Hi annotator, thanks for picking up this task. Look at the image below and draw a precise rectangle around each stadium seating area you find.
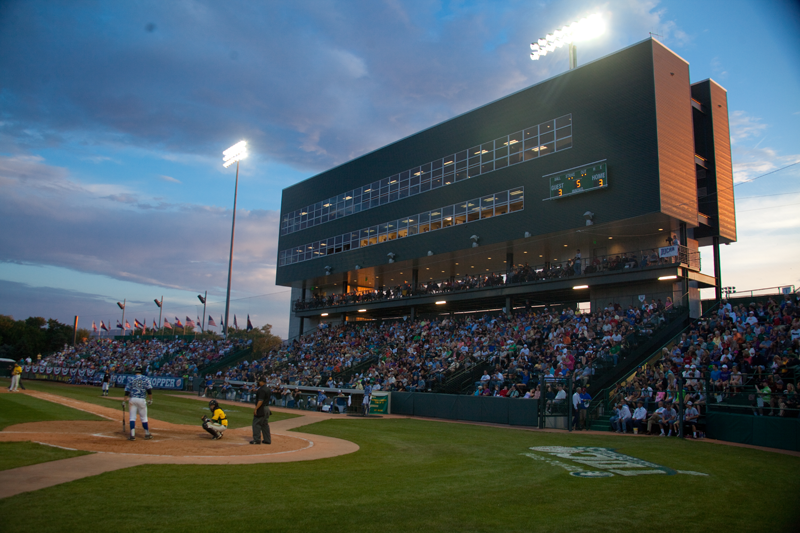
[600,296,800,435]
[211,299,674,401]
[34,337,249,379]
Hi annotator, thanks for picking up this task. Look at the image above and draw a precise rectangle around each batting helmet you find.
[208,400,219,410]
[134,366,143,374]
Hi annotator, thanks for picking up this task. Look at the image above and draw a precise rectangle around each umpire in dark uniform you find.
[251,375,271,444]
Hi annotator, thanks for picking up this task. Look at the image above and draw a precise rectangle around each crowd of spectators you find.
[604,295,800,436]
[294,249,682,311]
[32,337,248,379]
[208,299,673,405]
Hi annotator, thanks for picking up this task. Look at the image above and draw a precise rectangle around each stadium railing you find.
[293,245,701,311]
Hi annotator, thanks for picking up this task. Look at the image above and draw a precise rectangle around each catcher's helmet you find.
[134,366,143,374]
[208,400,219,410]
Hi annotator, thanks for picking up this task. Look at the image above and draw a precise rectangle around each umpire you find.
[251,375,271,445]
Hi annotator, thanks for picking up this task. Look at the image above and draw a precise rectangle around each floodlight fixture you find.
[530,13,605,69]
[223,140,248,168]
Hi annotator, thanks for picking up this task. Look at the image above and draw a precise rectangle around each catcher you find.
[201,400,228,440]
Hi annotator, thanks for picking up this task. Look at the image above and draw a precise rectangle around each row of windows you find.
[280,114,571,236]
[279,187,524,267]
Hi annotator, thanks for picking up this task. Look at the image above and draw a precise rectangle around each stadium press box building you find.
[277,38,736,337]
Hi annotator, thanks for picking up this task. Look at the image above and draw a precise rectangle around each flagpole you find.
[157,296,163,337]
[121,299,126,338]
[201,291,207,334]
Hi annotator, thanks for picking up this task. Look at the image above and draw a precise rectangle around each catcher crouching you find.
[202,400,228,440]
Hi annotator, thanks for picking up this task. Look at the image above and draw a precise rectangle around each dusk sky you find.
[1,0,798,338]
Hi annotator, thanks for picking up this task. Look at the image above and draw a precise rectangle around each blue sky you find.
[1,0,798,338]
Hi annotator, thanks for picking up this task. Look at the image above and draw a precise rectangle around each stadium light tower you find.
[222,140,248,339]
[530,13,605,70]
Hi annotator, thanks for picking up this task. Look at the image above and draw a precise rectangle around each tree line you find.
[0,315,91,362]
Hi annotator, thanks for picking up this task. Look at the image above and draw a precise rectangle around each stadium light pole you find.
[530,13,605,70]
[222,140,248,340]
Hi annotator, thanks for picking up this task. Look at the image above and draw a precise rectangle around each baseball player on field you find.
[124,366,153,441]
[201,400,228,440]
[101,369,111,396]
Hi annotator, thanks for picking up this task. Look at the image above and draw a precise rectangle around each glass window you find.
[399,189,409,199]
[420,181,431,192]
[456,169,468,181]
[494,136,508,150]
[397,228,408,238]
[495,203,509,216]
[496,191,509,205]
[399,170,409,181]
[481,162,493,174]
[430,219,442,231]
[540,131,555,144]
[523,144,539,161]
[420,162,431,173]
[378,223,388,234]
[508,152,523,165]
[556,137,573,151]
[431,159,442,170]
[418,212,429,223]
[410,175,420,186]
[410,185,420,195]
[539,120,554,134]
[378,234,388,243]
[456,150,468,162]
[456,160,467,170]
[407,224,418,236]
[556,125,571,140]
[539,142,554,156]
[469,155,480,167]
[431,168,442,178]
[431,176,443,189]
[495,157,508,169]
[443,155,455,167]
[556,114,572,129]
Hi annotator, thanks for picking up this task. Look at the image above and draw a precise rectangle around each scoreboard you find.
[545,160,608,200]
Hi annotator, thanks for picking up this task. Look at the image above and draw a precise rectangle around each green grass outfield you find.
[0,441,91,472]
[1,379,799,532]
[0,379,299,428]
[0,390,103,430]
[0,415,799,531]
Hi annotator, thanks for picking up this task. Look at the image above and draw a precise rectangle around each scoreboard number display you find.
[544,160,608,200]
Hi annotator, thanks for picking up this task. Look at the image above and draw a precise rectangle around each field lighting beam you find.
[222,140,248,339]
[530,13,605,69]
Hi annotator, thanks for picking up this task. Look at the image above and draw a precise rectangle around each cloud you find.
[0,155,284,313]
[159,174,181,184]
[729,111,767,144]
[0,0,690,174]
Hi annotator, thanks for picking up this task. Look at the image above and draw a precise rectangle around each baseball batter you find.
[201,400,228,439]
[124,366,153,441]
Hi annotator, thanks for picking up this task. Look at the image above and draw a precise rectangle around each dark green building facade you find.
[277,38,735,336]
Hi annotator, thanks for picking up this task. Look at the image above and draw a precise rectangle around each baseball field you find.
[1,379,798,533]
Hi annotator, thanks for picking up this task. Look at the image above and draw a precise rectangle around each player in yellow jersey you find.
[201,399,228,440]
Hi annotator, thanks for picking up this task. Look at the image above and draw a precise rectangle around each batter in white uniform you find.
[124,366,153,441]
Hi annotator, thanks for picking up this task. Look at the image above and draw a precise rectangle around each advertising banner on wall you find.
[369,391,390,414]
[112,374,185,390]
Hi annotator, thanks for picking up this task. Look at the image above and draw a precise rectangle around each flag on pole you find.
[186,317,196,329]
[152,319,158,330]
[234,315,239,330]
[247,315,253,332]
[207,316,217,327]
[220,315,224,329]
[92,321,98,332]
[197,316,202,328]
[174,317,183,328]
[100,321,109,332]
[125,321,132,330]
[134,319,144,330]
[116,321,123,330]
[163,319,173,330]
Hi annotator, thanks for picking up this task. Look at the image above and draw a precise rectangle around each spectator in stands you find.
[660,402,677,436]
[614,401,632,433]
[647,400,665,435]
[632,400,647,434]
[684,401,700,438]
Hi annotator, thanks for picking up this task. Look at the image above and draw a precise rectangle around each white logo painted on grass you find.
[521,446,708,478]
